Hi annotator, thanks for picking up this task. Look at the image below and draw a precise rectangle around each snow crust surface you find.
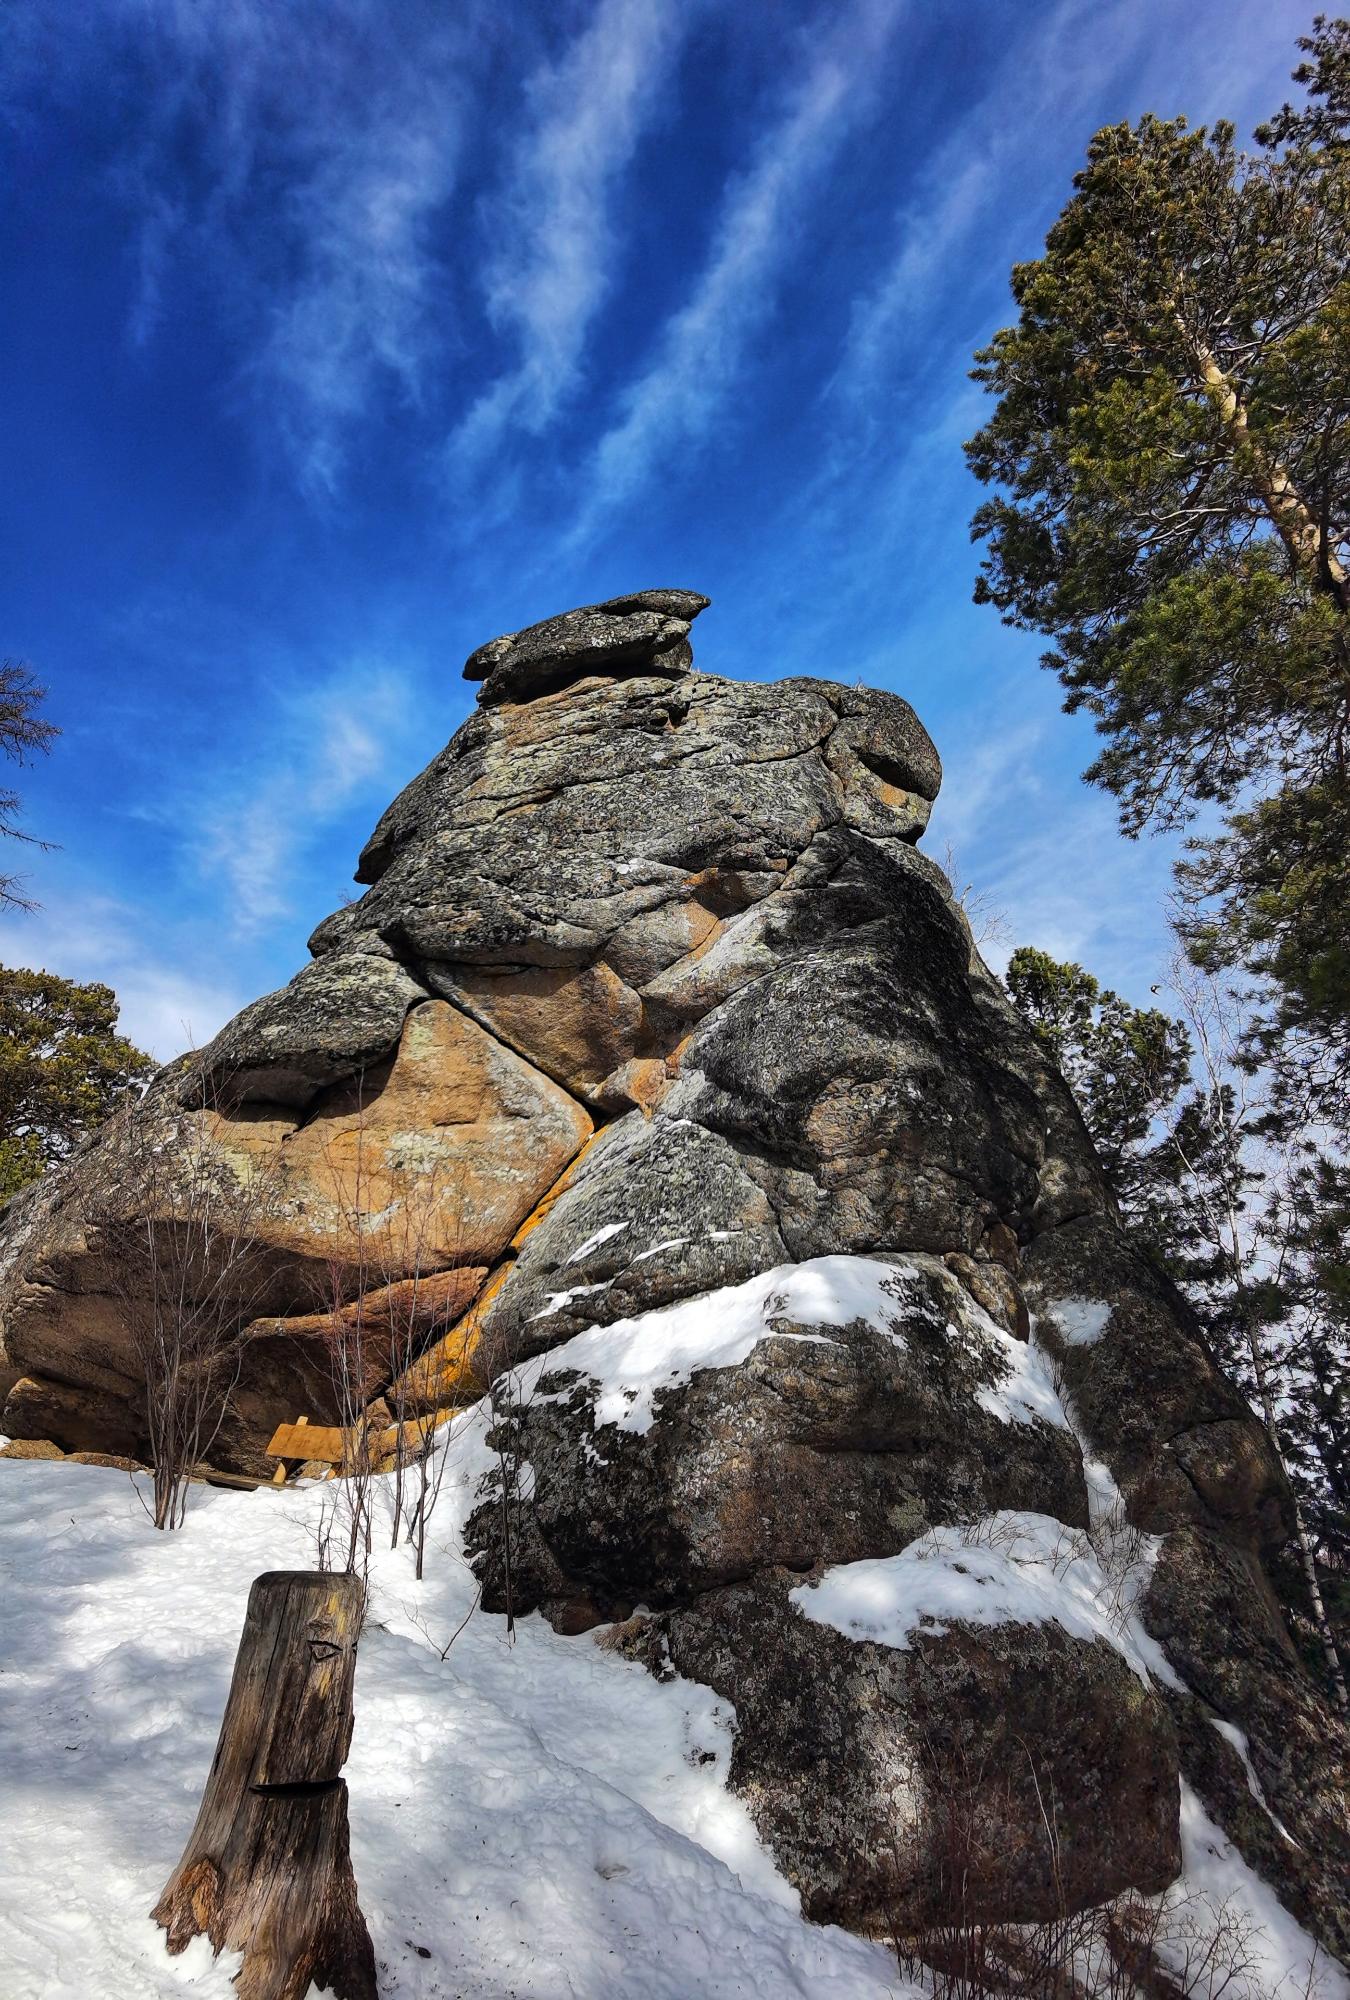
[790,1510,1179,1690]
[1166,1783,1345,1998]
[1209,1718,1297,1846]
[0,1429,905,2000]
[971,1313,1071,1430]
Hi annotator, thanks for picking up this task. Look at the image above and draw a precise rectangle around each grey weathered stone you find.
[1024,1214,1291,1549]
[656,1575,1181,1935]
[475,1111,790,1359]
[472,1252,1086,1614]
[821,683,943,841]
[346,664,940,999]
[660,835,1066,1260]
[463,587,710,706]
[186,951,427,1108]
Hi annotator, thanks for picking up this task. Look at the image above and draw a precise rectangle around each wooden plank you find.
[266,1406,462,1477]
[266,1420,346,1464]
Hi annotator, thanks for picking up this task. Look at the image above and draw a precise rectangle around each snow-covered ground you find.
[1,1254,1345,1999]
[0,1414,910,2000]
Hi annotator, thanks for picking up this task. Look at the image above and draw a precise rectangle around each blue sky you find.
[0,0,1317,1059]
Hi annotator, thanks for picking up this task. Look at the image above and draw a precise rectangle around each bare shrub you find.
[77,1080,285,1531]
[304,1092,475,1580]
[312,1260,380,1580]
[939,841,1012,953]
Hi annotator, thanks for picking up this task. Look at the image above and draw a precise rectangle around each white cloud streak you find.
[26,0,470,495]
[190,659,422,936]
[564,0,906,544]
[831,0,1312,409]
[924,694,1182,1003]
[450,0,685,478]
[260,107,462,498]
[829,0,1129,408]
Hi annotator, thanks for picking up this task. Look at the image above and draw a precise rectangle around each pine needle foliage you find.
[966,18,1350,1115]
[0,965,154,1198]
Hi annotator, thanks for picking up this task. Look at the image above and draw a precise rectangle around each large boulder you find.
[0,999,591,1474]
[460,587,711,706]
[2,588,1344,1968]
[657,1574,1181,1934]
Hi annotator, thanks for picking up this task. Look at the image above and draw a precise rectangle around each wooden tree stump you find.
[153,1571,377,2000]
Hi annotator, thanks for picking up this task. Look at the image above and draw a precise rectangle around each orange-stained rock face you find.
[390,1261,515,1412]
[210,999,593,1276]
[434,962,645,1100]
[234,1264,493,1456]
[247,1265,491,1359]
[0,1000,592,1472]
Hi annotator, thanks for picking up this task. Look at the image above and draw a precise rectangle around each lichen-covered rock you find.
[462,587,711,706]
[0,1001,590,1473]
[1,587,1342,1971]
[188,951,427,1108]
[470,1254,1087,1619]
[0,1432,68,1461]
[473,1112,791,1360]
[655,1574,1181,1933]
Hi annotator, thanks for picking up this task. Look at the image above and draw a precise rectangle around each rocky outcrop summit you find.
[1,589,1346,1961]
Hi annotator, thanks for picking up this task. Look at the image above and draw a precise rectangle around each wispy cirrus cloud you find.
[923,679,1182,999]
[827,0,1127,413]
[258,99,463,497]
[180,2,469,497]
[829,0,1306,413]
[563,0,907,545]
[17,0,472,496]
[188,658,425,936]
[449,0,687,480]
[973,805,1181,995]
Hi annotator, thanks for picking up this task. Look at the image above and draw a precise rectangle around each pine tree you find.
[1007,943,1348,1702]
[967,18,1350,1126]
[1004,946,1193,1253]
[0,965,153,1197]
[0,660,58,911]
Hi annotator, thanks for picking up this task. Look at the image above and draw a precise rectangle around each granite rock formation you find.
[1,588,1345,1959]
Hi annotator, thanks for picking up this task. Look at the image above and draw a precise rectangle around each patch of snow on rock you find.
[634,1236,689,1264]
[1043,1296,1112,1346]
[1209,1718,1298,1847]
[790,1510,1183,1692]
[520,1255,914,1438]
[565,1221,630,1266]
[971,1311,1072,1431]
[531,1278,613,1322]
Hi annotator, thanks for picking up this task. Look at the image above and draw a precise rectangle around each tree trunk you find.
[1187,328,1350,611]
[153,1571,376,2000]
